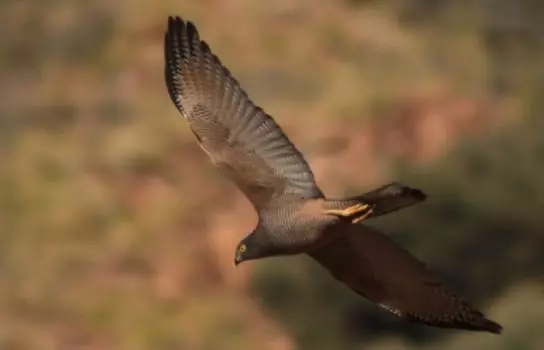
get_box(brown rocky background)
[2,1,543,349]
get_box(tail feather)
[479,319,503,334]
[325,182,427,223]
[356,182,426,218]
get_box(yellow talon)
[324,203,369,217]
[352,207,374,224]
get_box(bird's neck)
[244,223,299,260]
[244,225,270,249]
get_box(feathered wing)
[308,224,503,334]
[164,16,323,210]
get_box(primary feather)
[309,224,503,334]
[164,16,323,211]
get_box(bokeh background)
[2,0,544,349]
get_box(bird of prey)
[163,16,502,334]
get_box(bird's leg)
[352,206,374,224]
[323,203,368,217]
[324,203,375,224]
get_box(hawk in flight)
[163,16,502,334]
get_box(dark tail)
[325,182,427,223]
[479,318,503,334]
[355,182,427,218]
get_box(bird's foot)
[352,206,374,224]
[324,203,374,224]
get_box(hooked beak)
[234,254,242,267]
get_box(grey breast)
[258,200,339,253]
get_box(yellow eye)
[238,244,247,254]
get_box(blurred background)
[1,0,544,349]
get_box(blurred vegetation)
[2,0,544,349]
[252,105,544,350]
[250,1,544,350]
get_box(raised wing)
[164,16,323,211]
[308,224,502,333]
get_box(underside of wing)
[308,224,502,334]
[164,16,322,210]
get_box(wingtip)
[166,15,198,34]
[165,15,202,49]
[406,314,504,335]
[166,15,177,27]
[167,15,182,24]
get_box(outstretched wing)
[308,224,502,333]
[164,16,323,211]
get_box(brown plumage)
[163,16,502,334]
[164,16,322,211]
[309,225,502,333]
